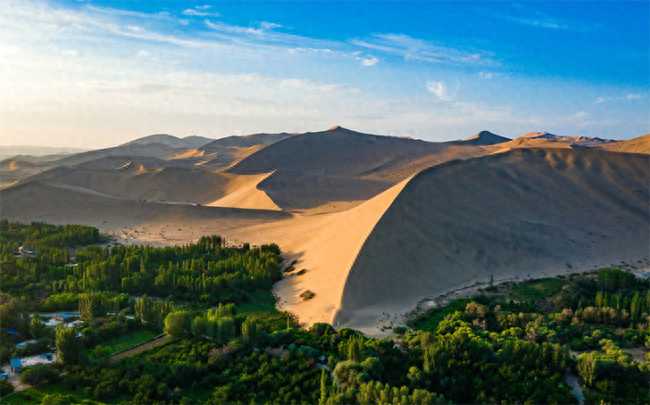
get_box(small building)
[10,358,23,374]
[6,329,19,336]
[15,339,37,348]
[54,313,77,323]
[0,373,7,379]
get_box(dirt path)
[109,335,174,362]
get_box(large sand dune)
[225,127,509,209]
[228,126,449,178]
[333,149,650,333]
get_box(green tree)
[55,325,84,367]
[30,317,46,339]
[577,352,598,386]
[164,311,192,338]
[242,318,259,347]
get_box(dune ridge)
[333,149,650,333]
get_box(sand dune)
[227,126,446,178]
[224,126,503,208]
[200,132,295,150]
[596,134,650,154]
[257,170,394,210]
[3,128,648,335]
[333,149,650,333]
[1,159,44,188]
[493,132,616,153]
[5,163,290,211]
[121,134,215,148]
[208,172,281,211]
[50,143,186,168]
[460,130,511,146]
[222,179,412,327]
[0,181,291,230]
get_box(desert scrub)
[296,269,306,275]
[300,290,315,301]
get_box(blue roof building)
[6,329,19,335]
[10,358,23,373]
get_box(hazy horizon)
[2,0,648,149]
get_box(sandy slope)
[224,179,411,326]
[0,181,291,230]
[227,126,448,178]
[333,149,650,334]
[257,170,395,210]
[208,172,280,211]
[596,134,650,154]
[492,132,616,154]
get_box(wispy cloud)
[594,93,645,104]
[351,34,495,66]
[87,5,170,19]
[182,8,220,17]
[494,3,594,31]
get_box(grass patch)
[238,290,278,315]
[89,329,159,356]
[507,277,567,301]
[407,298,473,332]
[2,383,127,404]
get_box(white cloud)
[595,94,644,104]
[136,50,152,58]
[87,5,170,19]
[195,5,212,11]
[62,50,78,57]
[351,34,495,66]
[127,25,144,32]
[361,57,379,66]
[567,111,589,121]
[260,22,281,30]
[426,80,452,101]
[182,8,220,17]
[478,71,493,79]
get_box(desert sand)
[1,129,648,335]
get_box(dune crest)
[207,172,281,211]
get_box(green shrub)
[0,378,14,397]
[19,365,60,385]
[300,290,315,301]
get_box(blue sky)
[1,0,648,147]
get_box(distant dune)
[596,134,650,154]
[225,126,505,208]
[460,130,511,146]
[491,132,619,154]
[333,149,649,333]
[200,132,296,150]
[120,134,215,149]
[227,126,445,178]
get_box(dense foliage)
[2,222,648,405]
